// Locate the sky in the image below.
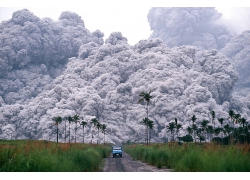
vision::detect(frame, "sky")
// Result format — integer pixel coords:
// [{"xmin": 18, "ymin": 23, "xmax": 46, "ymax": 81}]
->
[{"xmin": 0, "ymin": 0, "xmax": 250, "ymax": 45}]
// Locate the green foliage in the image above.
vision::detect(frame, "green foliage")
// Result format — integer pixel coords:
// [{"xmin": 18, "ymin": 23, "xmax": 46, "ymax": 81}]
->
[
  {"xmin": 179, "ymin": 135, "xmax": 193, "ymax": 142},
  {"xmin": 0, "ymin": 140, "xmax": 110, "ymax": 172},
  {"xmin": 138, "ymin": 90, "xmax": 152, "ymax": 105}
]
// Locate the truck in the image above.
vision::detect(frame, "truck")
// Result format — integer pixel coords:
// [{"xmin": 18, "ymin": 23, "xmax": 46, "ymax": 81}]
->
[{"xmin": 112, "ymin": 146, "xmax": 122, "ymax": 158}]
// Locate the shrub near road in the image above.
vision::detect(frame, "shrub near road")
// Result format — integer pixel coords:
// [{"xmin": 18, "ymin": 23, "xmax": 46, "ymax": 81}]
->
[
  {"xmin": 124, "ymin": 143, "xmax": 250, "ymax": 172},
  {"xmin": 0, "ymin": 140, "xmax": 110, "ymax": 172}
]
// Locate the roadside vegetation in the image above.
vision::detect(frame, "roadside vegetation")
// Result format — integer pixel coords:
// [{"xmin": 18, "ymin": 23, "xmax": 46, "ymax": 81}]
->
[
  {"xmin": 124, "ymin": 143, "xmax": 250, "ymax": 172},
  {"xmin": 0, "ymin": 140, "xmax": 110, "ymax": 172}
]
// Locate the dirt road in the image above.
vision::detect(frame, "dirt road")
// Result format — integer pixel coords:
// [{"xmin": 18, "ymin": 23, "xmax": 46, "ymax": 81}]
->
[{"xmin": 102, "ymin": 151, "xmax": 172, "ymax": 172}]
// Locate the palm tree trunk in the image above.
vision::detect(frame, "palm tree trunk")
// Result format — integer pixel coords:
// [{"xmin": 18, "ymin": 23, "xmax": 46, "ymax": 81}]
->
[
  {"xmin": 193, "ymin": 131, "xmax": 196, "ymax": 143},
  {"xmin": 148, "ymin": 129, "xmax": 151, "ymax": 144},
  {"xmin": 146, "ymin": 100, "xmax": 150, "ymax": 145},
  {"xmin": 147, "ymin": 126, "xmax": 149, "ymax": 145},
  {"xmin": 75, "ymin": 123, "xmax": 77, "ymax": 143},
  {"xmin": 69, "ymin": 123, "xmax": 71, "ymax": 143},
  {"xmin": 91, "ymin": 130, "xmax": 93, "ymax": 144},
  {"xmin": 146, "ymin": 126, "xmax": 148, "ymax": 145},
  {"xmin": 104, "ymin": 132, "xmax": 105, "ymax": 145},
  {"xmin": 97, "ymin": 129, "xmax": 99, "ymax": 144},
  {"xmin": 56, "ymin": 124, "xmax": 59, "ymax": 143},
  {"xmin": 204, "ymin": 130, "xmax": 206, "ymax": 143},
  {"xmin": 147, "ymin": 127, "xmax": 149, "ymax": 145},
  {"xmin": 64, "ymin": 120, "xmax": 66, "ymax": 143},
  {"xmin": 83, "ymin": 127, "xmax": 84, "ymax": 143}
]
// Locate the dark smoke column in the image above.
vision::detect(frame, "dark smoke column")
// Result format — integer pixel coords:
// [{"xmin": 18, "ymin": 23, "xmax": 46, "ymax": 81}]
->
[{"xmin": 147, "ymin": 7, "xmax": 234, "ymax": 50}]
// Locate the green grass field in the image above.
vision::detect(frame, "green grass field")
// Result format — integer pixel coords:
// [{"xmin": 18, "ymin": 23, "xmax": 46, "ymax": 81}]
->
[
  {"xmin": 2, "ymin": 140, "xmax": 250, "ymax": 172},
  {"xmin": 0, "ymin": 140, "xmax": 110, "ymax": 172},
  {"xmin": 124, "ymin": 143, "xmax": 250, "ymax": 172}
]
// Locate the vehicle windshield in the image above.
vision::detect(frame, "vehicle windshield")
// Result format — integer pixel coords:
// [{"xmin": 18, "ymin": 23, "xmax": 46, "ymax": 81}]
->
[{"xmin": 113, "ymin": 147, "xmax": 121, "ymax": 150}]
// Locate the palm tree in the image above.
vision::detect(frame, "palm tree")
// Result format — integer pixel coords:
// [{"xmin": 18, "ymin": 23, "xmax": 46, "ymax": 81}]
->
[
  {"xmin": 224, "ymin": 124, "xmax": 232, "ymax": 137},
  {"xmin": 201, "ymin": 119, "xmax": 209, "ymax": 142},
  {"xmin": 186, "ymin": 126, "xmax": 193, "ymax": 143},
  {"xmin": 53, "ymin": 116, "xmax": 62, "ymax": 143},
  {"xmin": 218, "ymin": 118, "xmax": 224, "ymax": 128},
  {"xmin": 96, "ymin": 122, "xmax": 102, "ymax": 144},
  {"xmin": 190, "ymin": 115, "xmax": 197, "ymax": 125},
  {"xmin": 239, "ymin": 117, "xmax": 247, "ymax": 144},
  {"xmin": 214, "ymin": 127, "xmax": 222, "ymax": 137},
  {"xmin": 196, "ymin": 128, "xmax": 205, "ymax": 143},
  {"xmin": 187, "ymin": 126, "xmax": 193, "ymax": 136},
  {"xmin": 100, "ymin": 124, "xmax": 107, "ymax": 145},
  {"xmin": 207, "ymin": 125, "xmax": 214, "ymax": 142},
  {"xmin": 239, "ymin": 117, "xmax": 247, "ymax": 128},
  {"xmin": 174, "ymin": 118, "xmax": 182, "ymax": 141},
  {"xmin": 192, "ymin": 124, "xmax": 198, "ymax": 143},
  {"xmin": 73, "ymin": 114, "xmax": 80, "ymax": 143},
  {"xmin": 90, "ymin": 118, "xmax": 99, "ymax": 144},
  {"xmin": 224, "ymin": 124, "xmax": 233, "ymax": 144},
  {"xmin": 148, "ymin": 120, "xmax": 154, "ymax": 145},
  {"xmin": 190, "ymin": 115, "xmax": 197, "ymax": 142},
  {"xmin": 138, "ymin": 90, "xmax": 152, "ymax": 118},
  {"xmin": 218, "ymin": 118, "xmax": 225, "ymax": 143},
  {"xmin": 141, "ymin": 117, "xmax": 150, "ymax": 145},
  {"xmin": 228, "ymin": 110, "xmax": 237, "ymax": 143},
  {"xmin": 90, "ymin": 118, "xmax": 99, "ymax": 127},
  {"xmin": 176, "ymin": 124, "xmax": 182, "ymax": 142},
  {"xmin": 166, "ymin": 122, "xmax": 176, "ymax": 141},
  {"xmin": 234, "ymin": 113, "xmax": 241, "ymax": 128},
  {"xmin": 64, "ymin": 117, "xmax": 67, "ymax": 143},
  {"xmin": 210, "ymin": 111, "xmax": 216, "ymax": 128},
  {"xmin": 228, "ymin": 110, "xmax": 235, "ymax": 128},
  {"xmin": 67, "ymin": 116, "xmax": 73, "ymax": 143},
  {"xmin": 80, "ymin": 121, "xmax": 87, "ymax": 143}
]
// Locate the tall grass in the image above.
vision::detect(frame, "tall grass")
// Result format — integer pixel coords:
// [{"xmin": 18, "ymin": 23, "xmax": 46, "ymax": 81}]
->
[
  {"xmin": 0, "ymin": 140, "xmax": 110, "ymax": 172},
  {"xmin": 124, "ymin": 143, "xmax": 250, "ymax": 172}
]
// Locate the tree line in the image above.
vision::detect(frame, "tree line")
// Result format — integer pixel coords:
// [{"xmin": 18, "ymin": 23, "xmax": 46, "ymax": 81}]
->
[
  {"xmin": 166, "ymin": 110, "xmax": 250, "ymax": 145},
  {"xmin": 138, "ymin": 90, "xmax": 250, "ymax": 145},
  {"xmin": 53, "ymin": 114, "xmax": 107, "ymax": 144}
]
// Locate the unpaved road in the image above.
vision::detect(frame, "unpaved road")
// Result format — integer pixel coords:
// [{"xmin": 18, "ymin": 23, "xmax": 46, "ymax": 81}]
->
[{"xmin": 102, "ymin": 151, "xmax": 172, "ymax": 172}]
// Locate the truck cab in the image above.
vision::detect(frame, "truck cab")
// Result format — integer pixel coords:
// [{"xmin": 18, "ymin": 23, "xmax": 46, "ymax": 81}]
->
[{"xmin": 112, "ymin": 146, "xmax": 122, "ymax": 158}]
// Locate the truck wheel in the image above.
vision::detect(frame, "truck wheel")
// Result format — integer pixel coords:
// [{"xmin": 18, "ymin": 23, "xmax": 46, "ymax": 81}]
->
[{"xmin": 113, "ymin": 155, "xmax": 115, "ymax": 158}]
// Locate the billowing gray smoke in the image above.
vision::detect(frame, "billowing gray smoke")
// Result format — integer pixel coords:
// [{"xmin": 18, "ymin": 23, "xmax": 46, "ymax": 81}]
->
[
  {"xmin": 0, "ymin": 9, "xmax": 249, "ymax": 144},
  {"xmin": 148, "ymin": 7, "xmax": 234, "ymax": 50},
  {"xmin": 148, "ymin": 7, "xmax": 250, "ymax": 98},
  {"xmin": 0, "ymin": 9, "xmax": 104, "ymax": 104},
  {"xmin": 220, "ymin": 30, "xmax": 250, "ymax": 95}
]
